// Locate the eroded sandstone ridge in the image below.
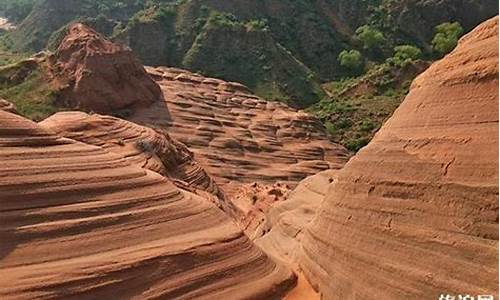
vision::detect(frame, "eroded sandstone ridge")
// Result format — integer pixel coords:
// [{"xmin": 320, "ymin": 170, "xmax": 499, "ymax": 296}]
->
[
  {"xmin": 131, "ymin": 67, "xmax": 350, "ymax": 199},
  {"xmin": 299, "ymin": 17, "xmax": 499, "ymax": 299},
  {"xmin": 0, "ymin": 110, "xmax": 296, "ymax": 299},
  {"xmin": 40, "ymin": 111, "xmax": 225, "ymax": 206},
  {"xmin": 48, "ymin": 23, "xmax": 161, "ymax": 113}
]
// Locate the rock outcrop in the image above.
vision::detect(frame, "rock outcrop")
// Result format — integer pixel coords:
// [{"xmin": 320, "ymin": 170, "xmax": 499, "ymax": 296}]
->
[
  {"xmin": 0, "ymin": 99, "xmax": 16, "ymax": 113},
  {"xmin": 233, "ymin": 181, "xmax": 292, "ymax": 238},
  {"xmin": 0, "ymin": 109, "xmax": 296, "ymax": 299},
  {"xmin": 48, "ymin": 23, "xmax": 161, "ymax": 113},
  {"xmin": 299, "ymin": 17, "xmax": 499, "ymax": 299},
  {"xmin": 40, "ymin": 111, "xmax": 225, "ymax": 206},
  {"xmin": 131, "ymin": 67, "xmax": 350, "ymax": 200}
]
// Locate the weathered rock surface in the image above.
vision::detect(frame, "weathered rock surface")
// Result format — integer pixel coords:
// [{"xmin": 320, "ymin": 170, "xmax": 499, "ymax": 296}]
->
[
  {"xmin": 299, "ymin": 17, "xmax": 499, "ymax": 299},
  {"xmin": 0, "ymin": 109, "xmax": 296, "ymax": 299},
  {"xmin": 131, "ymin": 67, "xmax": 350, "ymax": 200},
  {"xmin": 255, "ymin": 170, "xmax": 338, "ymax": 263},
  {"xmin": 0, "ymin": 99, "xmax": 16, "ymax": 113},
  {"xmin": 48, "ymin": 23, "xmax": 161, "ymax": 113},
  {"xmin": 233, "ymin": 181, "xmax": 292, "ymax": 238},
  {"xmin": 40, "ymin": 111, "xmax": 225, "ymax": 206}
]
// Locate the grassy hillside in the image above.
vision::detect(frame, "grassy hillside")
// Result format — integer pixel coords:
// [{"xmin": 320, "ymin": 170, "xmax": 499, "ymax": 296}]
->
[
  {"xmin": 0, "ymin": 58, "xmax": 61, "ymax": 121},
  {"xmin": 310, "ymin": 60, "xmax": 429, "ymax": 151}
]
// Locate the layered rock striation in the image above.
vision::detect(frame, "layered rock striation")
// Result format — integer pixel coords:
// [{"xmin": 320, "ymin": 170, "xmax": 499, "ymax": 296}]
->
[
  {"xmin": 0, "ymin": 109, "xmax": 295, "ymax": 299},
  {"xmin": 299, "ymin": 16, "xmax": 499, "ymax": 299},
  {"xmin": 132, "ymin": 67, "xmax": 350, "ymax": 199},
  {"xmin": 40, "ymin": 111, "xmax": 225, "ymax": 206}
]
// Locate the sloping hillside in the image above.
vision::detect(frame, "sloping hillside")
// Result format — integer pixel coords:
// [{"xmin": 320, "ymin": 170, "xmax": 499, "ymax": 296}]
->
[{"xmin": 3, "ymin": 0, "xmax": 497, "ymax": 107}]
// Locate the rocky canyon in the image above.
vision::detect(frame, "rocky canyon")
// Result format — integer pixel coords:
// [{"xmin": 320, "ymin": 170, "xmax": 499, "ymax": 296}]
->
[{"xmin": 0, "ymin": 9, "xmax": 498, "ymax": 300}]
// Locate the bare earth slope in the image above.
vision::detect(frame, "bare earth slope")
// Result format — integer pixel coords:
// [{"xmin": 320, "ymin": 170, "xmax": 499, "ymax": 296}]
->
[
  {"xmin": 131, "ymin": 67, "xmax": 350, "ymax": 198},
  {"xmin": 299, "ymin": 17, "xmax": 499, "ymax": 299},
  {"xmin": 0, "ymin": 110, "xmax": 295, "ymax": 299}
]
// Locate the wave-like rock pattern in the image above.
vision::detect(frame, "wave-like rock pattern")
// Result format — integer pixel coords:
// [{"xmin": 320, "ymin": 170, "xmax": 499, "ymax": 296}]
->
[
  {"xmin": 0, "ymin": 110, "xmax": 296, "ymax": 299},
  {"xmin": 131, "ymin": 67, "xmax": 350, "ymax": 197},
  {"xmin": 40, "ymin": 111, "xmax": 225, "ymax": 205},
  {"xmin": 299, "ymin": 17, "xmax": 499, "ymax": 299}
]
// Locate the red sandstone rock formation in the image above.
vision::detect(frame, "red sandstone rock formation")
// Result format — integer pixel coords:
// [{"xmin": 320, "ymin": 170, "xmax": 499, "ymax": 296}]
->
[
  {"xmin": 40, "ymin": 111, "xmax": 227, "ymax": 207},
  {"xmin": 255, "ymin": 170, "xmax": 338, "ymax": 262},
  {"xmin": 131, "ymin": 67, "xmax": 350, "ymax": 200},
  {"xmin": 48, "ymin": 23, "xmax": 161, "ymax": 113},
  {"xmin": 0, "ymin": 109, "xmax": 296, "ymax": 299},
  {"xmin": 299, "ymin": 16, "xmax": 499, "ymax": 299},
  {"xmin": 233, "ymin": 181, "xmax": 292, "ymax": 238}
]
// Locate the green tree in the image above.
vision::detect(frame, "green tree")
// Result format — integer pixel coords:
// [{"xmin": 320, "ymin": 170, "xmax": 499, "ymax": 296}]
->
[
  {"xmin": 355, "ymin": 25, "xmax": 386, "ymax": 50},
  {"xmin": 432, "ymin": 22, "xmax": 463, "ymax": 55},
  {"xmin": 338, "ymin": 49, "xmax": 364, "ymax": 74},
  {"xmin": 387, "ymin": 44, "xmax": 422, "ymax": 67}
]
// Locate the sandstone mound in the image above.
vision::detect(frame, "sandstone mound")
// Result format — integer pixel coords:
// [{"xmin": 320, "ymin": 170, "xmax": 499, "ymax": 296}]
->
[
  {"xmin": 132, "ymin": 67, "xmax": 350, "ymax": 199},
  {"xmin": 40, "ymin": 111, "xmax": 226, "ymax": 207},
  {"xmin": 255, "ymin": 170, "xmax": 338, "ymax": 263},
  {"xmin": 0, "ymin": 110, "xmax": 296, "ymax": 299},
  {"xmin": 48, "ymin": 23, "xmax": 161, "ymax": 113},
  {"xmin": 299, "ymin": 17, "xmax": 499, "ymax": 299}
]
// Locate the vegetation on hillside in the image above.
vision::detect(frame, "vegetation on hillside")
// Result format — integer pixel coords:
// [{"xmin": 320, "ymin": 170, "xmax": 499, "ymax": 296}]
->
[
  {"xmin": 312, "ymin": 59, "xmax": 429, "ymax": 152},
  {"xmin": 0, "ymin": 0, "xmax": 35, "ymax": 23},
  {"xmin": 0, "ymin": 58, "xmax": 61, "ymax": 121},
  {"xmin": 432, "ymin": 22, "xmax": 464, "ymax": 56},
  {"xmin": 338, "ymin": 50, "xmax": 365, "ymax": 76},
  {"xmin": 0, "ymin": 0, "xmax": 496, "ymax": 151}
]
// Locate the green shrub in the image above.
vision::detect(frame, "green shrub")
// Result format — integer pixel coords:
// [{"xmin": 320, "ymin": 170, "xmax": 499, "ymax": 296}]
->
[
  {"xmin": 338, "ymin": 49, "xmax": 364, "ymax": 74},
  {"xmin": 432, "ymin": 22, "xmax": 463, "ymax": 55},
  {"xmin": 359, "ymin": 120, "xmax": 376, "ymax": 132},
  {"xmin": 346, "ymin": 137, "xmax": 369, "ymax": 152},
  {"xmin": 355, "ymin": 25, "xmax": 386, "ymax": 50},
  {"xmin": 325, "ymin": 121, "xmax": 336, "ymax": 134},
  {"xmin": 246, "ymin": 19, "xmax": 268, "ymax": 31},
  {"xmin": 387, "ymin": 44, "xmax": 422, "ymax": 67},
  {"xmin": 207, "ymin": 12, "xmax": 240, "ymax": 28}
]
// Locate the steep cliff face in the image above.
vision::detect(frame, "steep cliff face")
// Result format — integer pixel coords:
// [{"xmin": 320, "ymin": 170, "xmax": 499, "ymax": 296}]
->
[
  {"xmin": 47, "ymin": 23, "xmax": 161, "ymax": 114},
  {"xmin": 0, "ymin": 109, "xmax": 296, "ymax": 299},
  {"xmin": 299, "ymin": 16, "xmax": 499, "ymax": 299}
]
